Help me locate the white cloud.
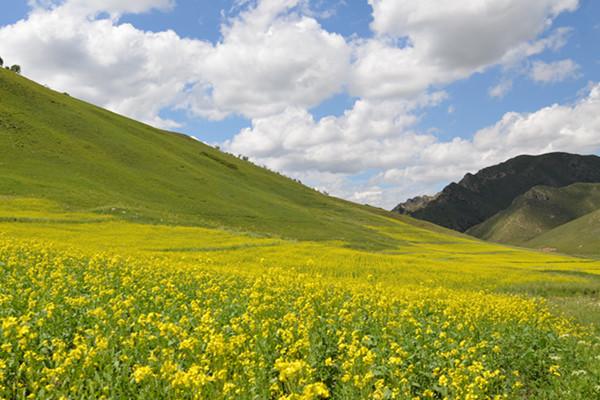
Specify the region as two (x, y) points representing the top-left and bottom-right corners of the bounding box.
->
(529, 59), (581, 83)
(489, 80), (513, 99)
(473, 83), (600, 154)
(228, 83), (600, 209)
(224, 93), (446, 174)
(348, 39), (462, 100)
(1, 0), (350, 124)
(376, 83), (600, 207)
(368, 0), (578, 70)
(184, 0), (351, 119)
(349, 2), (577, 102)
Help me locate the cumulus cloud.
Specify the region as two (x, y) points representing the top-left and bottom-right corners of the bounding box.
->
(225, 93), (446, 174)
(368, 0), (577, 69)
(228, 82), (600, 208)
(28, 0), (175, 16)
(1, 0), (349, 125)
(529, 59), (581, 83)
(349, 2), (576, 102)
(0, 0), (592, 208)
(184, 0), (351, 119)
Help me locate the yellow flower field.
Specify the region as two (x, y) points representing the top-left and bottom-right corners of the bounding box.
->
(0, 198), (599, 399)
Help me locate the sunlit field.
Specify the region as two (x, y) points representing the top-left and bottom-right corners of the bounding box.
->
(1, 197), (599, 399)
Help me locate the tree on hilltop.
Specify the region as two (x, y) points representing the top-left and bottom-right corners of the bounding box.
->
(10, 65), (21, 74)
(0, 56), (3, 67)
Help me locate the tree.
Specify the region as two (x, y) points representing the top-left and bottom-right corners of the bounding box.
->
(10, 65), (21, 74)
(0, 56), (3, 68)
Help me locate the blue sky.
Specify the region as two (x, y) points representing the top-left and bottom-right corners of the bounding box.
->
(1, 0), (599, 207)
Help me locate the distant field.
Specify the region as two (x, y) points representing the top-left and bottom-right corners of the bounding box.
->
(1, 198), (599, 399)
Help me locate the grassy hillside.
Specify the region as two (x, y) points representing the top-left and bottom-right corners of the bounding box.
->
(0, 67), (454, 249)
(467, 183), (600, 245)
(526, 208), (600, 258)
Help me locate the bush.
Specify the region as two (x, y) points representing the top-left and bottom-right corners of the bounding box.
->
(10, 65), (21, 74)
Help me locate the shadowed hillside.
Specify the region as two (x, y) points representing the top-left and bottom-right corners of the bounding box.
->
(393, 153), (600, 232)
(467, 183), (600, 244)
(526, 208), (600, 258)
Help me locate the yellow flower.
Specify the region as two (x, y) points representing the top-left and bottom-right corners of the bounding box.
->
(302, 382), (330, 399)
(132, 365), (154, 383)
(438, 374), (449, 387)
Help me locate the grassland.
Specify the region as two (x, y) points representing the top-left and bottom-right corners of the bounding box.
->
(468, 183), (600, 256)
(0, 68), (451, 250)
(526, 208), (600, 259)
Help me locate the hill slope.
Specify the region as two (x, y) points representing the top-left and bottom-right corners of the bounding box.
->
(392, 153), (600, 231)
(525, 208), (600, 258)
(0, 68), (449, 249)
(467, 183), (600, 244)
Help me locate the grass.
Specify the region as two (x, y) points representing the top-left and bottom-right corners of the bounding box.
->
(0, 67), (451, 250)
(468, 183), (600, 253)
(526, 208), (600, 259)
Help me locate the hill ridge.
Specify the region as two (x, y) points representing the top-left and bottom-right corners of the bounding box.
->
(393, 152), (600, 232)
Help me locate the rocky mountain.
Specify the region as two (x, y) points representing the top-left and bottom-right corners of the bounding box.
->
(392, 152), (600, 232)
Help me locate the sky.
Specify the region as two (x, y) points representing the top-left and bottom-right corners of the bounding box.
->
(1, 0), (599, 209)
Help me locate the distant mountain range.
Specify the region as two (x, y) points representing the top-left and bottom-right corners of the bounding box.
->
(393, 153), (600, 257)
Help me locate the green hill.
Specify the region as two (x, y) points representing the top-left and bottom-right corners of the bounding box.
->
(0, 68), (455, 249)
(467, 183), (600, 245)
(525, 208), (600, 258)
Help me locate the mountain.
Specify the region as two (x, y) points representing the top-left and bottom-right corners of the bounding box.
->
(525, 208), (600, 258)
(467, 183), (600, 244)
(392, 152), (600, 232)
(0, 68), (457, 250)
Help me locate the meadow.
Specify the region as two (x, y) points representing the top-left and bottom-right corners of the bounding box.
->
(1, 197), (599, 399)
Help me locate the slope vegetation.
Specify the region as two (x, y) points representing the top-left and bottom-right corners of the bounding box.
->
(526, 208), (600, 258)
(467, 183), (600, 244)
(0, 68), (448, 249)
